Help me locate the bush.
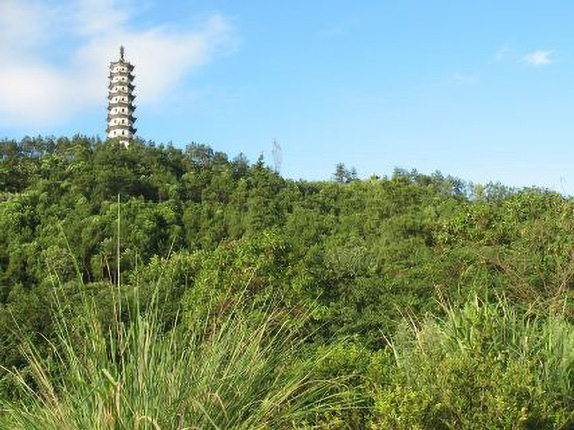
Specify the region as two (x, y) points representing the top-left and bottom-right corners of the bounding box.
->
(370, 299), (574, 429)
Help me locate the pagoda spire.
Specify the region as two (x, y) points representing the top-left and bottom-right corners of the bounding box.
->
(107, 46), (137, 146)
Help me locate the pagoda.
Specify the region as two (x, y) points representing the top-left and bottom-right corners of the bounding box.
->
(107, 46), (137, 145)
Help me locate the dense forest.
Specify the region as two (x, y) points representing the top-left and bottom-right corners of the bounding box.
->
(2, 136), (574, 429)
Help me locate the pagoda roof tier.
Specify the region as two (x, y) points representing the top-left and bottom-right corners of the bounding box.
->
(107, 114), (137, 123)
(108, 101), (136, 110)
(109, 61), (135, 70)
(108, 72), (135, 80)
(108, 82), (135, 90)
(108, 87), (135, 94)
(107, 124), (137, 134)
(108, 92), (136, 100)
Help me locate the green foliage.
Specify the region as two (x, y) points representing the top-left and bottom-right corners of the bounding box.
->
(0, 283), (349, 429)
(4, 136), (574, 427)
(333, 163), (357, 184)
(371, 299), (574, 429)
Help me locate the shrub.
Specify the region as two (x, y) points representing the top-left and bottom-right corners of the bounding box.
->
(370, 299), (574, 429)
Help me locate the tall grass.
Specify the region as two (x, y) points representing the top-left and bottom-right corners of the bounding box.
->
(0, 278), (348, 429)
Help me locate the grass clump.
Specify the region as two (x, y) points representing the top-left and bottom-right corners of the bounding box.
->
(0, 282), (347, 430)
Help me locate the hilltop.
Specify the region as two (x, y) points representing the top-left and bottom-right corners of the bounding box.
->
(2, 136), (574, 428)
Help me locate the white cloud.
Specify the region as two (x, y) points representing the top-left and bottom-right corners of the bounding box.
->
(524, 50), (554, 67)
(71, 0), (131, 37)
(0, 0), (234, 126)
(0, 1), (51, 49)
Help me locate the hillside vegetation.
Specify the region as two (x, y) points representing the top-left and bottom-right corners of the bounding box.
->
(2, 136), (574, 428)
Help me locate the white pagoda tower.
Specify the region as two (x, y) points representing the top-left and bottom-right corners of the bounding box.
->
(107, 46), (136, 145)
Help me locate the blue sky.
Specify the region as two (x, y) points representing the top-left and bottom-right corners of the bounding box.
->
(1, 1), (574, 192)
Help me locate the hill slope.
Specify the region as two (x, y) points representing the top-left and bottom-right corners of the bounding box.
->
(2, 136), (574, 428)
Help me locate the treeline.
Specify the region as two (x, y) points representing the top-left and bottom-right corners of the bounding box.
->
(2, 136), (574, 428)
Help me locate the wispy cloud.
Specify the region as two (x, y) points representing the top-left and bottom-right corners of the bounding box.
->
(524, 50), (554, 67)
(318, 17), (359, 39)
(318, 24), (347, 39)
(494, 45), (510, 61)
(452, 72), (478, 86)
(0, 0), (235, 126)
